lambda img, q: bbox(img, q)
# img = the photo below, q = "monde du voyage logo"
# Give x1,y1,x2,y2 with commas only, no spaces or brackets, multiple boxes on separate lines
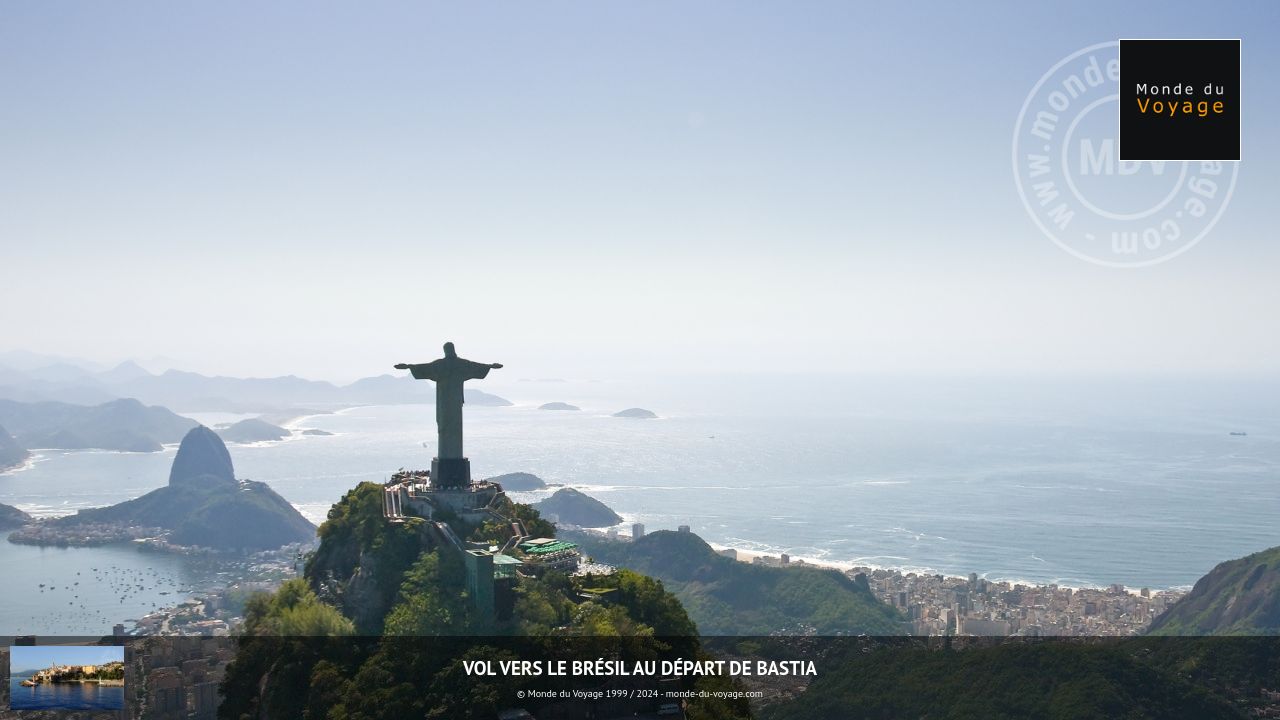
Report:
1013,40,1240,267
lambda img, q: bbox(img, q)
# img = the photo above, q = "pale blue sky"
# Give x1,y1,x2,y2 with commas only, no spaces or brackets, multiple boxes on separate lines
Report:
9,645,123,672
1,2,1277,381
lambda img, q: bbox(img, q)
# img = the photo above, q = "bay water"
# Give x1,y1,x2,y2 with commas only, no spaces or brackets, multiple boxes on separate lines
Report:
1,373,1277,635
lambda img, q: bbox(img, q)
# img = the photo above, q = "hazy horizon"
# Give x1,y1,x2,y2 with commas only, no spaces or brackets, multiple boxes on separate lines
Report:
7,347,1280,390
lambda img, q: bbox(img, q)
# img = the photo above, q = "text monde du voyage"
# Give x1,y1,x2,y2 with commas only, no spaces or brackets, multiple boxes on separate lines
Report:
463,659,817,678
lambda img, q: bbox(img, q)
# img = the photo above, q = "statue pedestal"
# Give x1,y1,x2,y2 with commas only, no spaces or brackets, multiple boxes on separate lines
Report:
431,457,471,489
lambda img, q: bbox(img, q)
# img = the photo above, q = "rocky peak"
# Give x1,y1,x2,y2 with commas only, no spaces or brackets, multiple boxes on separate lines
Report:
168,425,236,488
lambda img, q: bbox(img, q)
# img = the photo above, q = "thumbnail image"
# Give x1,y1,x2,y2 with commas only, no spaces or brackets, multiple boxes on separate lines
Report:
7,646,125,711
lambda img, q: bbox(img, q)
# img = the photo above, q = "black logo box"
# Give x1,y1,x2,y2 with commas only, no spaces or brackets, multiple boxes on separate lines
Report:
1119,39,1240,161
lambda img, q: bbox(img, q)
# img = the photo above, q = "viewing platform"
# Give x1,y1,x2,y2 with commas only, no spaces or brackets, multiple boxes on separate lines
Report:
382,468,507,525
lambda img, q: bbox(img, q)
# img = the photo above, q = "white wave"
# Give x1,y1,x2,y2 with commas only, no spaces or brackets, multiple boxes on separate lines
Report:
13,502,96,518
561,483,747,493
0,452,44,475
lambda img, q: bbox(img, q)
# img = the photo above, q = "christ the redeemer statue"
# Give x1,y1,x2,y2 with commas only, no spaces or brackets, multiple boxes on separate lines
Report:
395,342,502,488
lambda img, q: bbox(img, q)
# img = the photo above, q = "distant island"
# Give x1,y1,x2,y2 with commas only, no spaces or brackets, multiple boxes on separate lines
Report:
535,488,622,528
216,418,291,443
613,407,658,419
9,426,315,552
538,401,581,411
0,397,195,452
0,502,31,530
301,428,334,436
488,471,547,490
0,422,29,469
466,388,512,406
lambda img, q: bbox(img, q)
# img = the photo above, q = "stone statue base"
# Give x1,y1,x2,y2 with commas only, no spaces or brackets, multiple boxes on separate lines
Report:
431,457,471,489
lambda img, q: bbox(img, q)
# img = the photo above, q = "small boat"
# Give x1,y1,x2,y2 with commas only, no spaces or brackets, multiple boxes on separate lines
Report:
20,678,37,687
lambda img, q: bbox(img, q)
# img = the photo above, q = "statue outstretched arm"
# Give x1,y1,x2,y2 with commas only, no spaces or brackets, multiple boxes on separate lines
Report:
395,362,438,380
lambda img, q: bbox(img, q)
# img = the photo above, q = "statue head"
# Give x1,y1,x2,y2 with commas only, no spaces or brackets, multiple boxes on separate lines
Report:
443,342,457,358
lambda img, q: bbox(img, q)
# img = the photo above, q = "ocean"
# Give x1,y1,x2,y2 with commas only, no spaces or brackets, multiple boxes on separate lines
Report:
7,677,125,711
1,373,1277,635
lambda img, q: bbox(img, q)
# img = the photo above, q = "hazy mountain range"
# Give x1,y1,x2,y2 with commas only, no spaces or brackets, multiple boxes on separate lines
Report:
0,398,197,452
0,350,511,413
0,350,511,454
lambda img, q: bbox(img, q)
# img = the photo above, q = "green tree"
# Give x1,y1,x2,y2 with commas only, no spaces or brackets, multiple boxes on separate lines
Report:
304,482,427,634
384,549,477,636
243,579,355,637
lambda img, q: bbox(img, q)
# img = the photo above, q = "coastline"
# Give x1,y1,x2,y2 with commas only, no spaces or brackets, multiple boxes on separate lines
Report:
3,401,1262,594
0,402,1215,639
572,524,1185,635
703,539,1189,597
270,403,371,432
18,678,126,687
0,453,39,476
589,517,1193,596
524,494,1159,592
3,444,1196,595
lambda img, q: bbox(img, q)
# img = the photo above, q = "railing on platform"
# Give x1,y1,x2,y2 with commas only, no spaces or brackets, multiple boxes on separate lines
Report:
383,486,406,522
